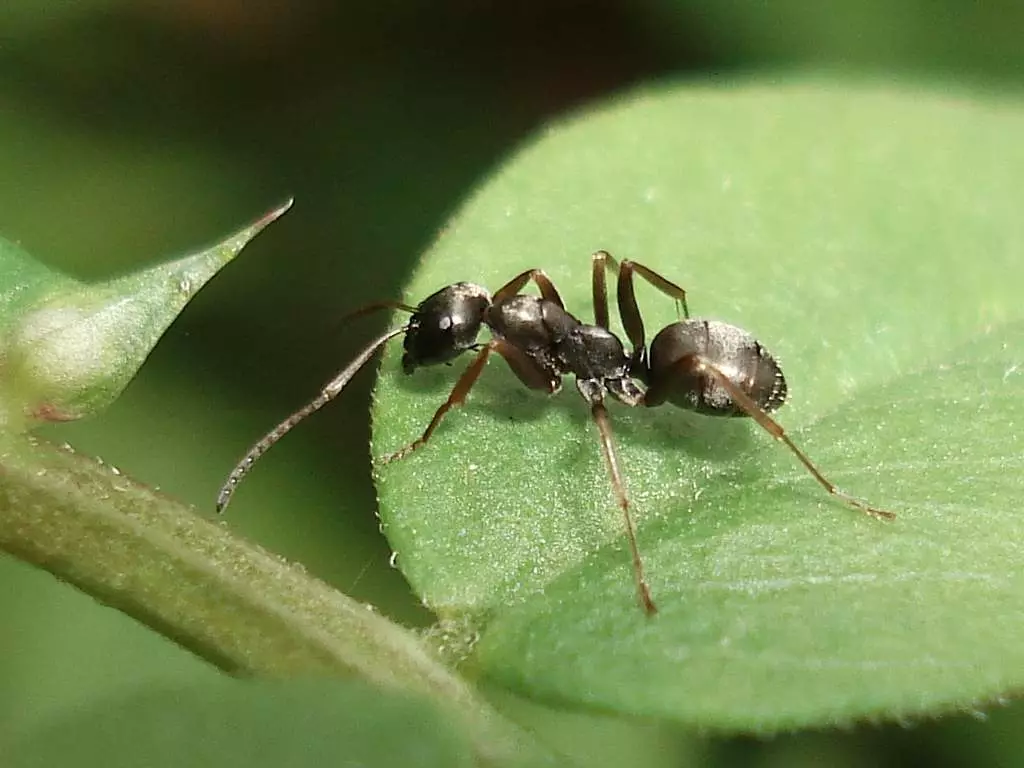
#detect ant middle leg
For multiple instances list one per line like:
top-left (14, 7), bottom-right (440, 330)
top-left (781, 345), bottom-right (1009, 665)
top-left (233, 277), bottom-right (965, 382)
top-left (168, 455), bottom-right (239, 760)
top-left (381, 339), bottom-right (558, 464)
top-left (591, 250), bottom-right (613, 330)
top-left (647, 354), bottom-right (896, 522)
top-left (590, 400), bottom-right (657, 615)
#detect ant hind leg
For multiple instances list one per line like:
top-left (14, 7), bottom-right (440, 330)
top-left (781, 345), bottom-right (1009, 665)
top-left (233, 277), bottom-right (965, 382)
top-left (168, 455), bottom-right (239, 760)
top-left (686, 354), bottom-right (896, 521)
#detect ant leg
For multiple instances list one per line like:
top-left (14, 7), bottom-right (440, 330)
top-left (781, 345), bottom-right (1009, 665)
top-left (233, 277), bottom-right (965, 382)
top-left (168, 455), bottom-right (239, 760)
top-left (662, 354), bottom-right (896, 521)
top-left (381, 343), bottom-right (494, 464)
top-left (493, 269), bottom-right (565, 308)
top-left (492, 339), bottom-right (561, 393)
top-left (381, 339), bottom-right (557, 464)
top-left (591, 251), bottom-right (612, 329)
top-left (617, 260), bottom-right (690, 353)
top-left (590, 401), bottom-right (657, 615)
top-left (621, 261), bottom-right (690, 319)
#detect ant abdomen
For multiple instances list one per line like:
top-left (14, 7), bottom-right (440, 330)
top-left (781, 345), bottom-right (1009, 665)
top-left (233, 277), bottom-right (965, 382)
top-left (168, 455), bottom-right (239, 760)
top-left (645, 319), bottom-right (788, 415)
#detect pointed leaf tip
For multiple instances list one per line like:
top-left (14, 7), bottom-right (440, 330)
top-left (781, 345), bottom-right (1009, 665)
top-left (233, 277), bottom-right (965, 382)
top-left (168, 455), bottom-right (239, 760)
top-left (201, 198), bottom-right (295, 269)
top-left (0, 204), bottom-right (293, 429)
top-left (259, 197), bottom-right (295, 228)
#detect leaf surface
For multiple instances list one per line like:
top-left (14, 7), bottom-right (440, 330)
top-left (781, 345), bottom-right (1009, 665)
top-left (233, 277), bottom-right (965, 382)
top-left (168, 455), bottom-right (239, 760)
top-left (373, 81), bottom-right (1024, 725)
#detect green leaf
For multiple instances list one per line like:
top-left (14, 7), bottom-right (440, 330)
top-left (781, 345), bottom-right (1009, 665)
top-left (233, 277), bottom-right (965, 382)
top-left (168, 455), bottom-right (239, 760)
top-left (6, 680), bottom-right (472, 768)
top-left (475, 325), bottom-right (1024, 727)
top-left (0, 200), bottom-right (292, 431)
top-left (372, 81), bottom-right (1024, 726)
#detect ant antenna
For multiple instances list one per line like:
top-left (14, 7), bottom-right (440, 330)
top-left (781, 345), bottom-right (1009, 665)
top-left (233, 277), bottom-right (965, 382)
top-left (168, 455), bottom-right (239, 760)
top-left (216, 323), bottom-right (408, 514)
top-left (329, 300), bottom-right (417, 333)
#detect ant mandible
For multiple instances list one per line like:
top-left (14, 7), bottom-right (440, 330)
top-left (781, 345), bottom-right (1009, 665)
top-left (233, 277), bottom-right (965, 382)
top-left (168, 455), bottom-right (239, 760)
top-left (216, 252), bottom-right (895, 616)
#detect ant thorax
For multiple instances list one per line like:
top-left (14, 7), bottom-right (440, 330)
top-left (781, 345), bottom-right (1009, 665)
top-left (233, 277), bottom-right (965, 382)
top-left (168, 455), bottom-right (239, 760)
top-left (488, 295), bottom-right (634, 388)
top-left (485, 295), bottom-right (559, 351)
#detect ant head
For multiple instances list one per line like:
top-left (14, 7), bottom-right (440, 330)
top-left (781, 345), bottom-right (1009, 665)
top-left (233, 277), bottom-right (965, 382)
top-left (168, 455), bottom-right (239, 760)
top-left (402, 282), bottom-right (491, 373)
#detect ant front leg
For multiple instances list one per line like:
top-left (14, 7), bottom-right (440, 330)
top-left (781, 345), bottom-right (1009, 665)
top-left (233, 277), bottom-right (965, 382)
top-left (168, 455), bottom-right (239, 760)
top-left (381, 339), bottom-right (558, 464)
top-left (493, 268), bottom-right (565, 308)
top-left (381, 344), bottom-right (494, 464)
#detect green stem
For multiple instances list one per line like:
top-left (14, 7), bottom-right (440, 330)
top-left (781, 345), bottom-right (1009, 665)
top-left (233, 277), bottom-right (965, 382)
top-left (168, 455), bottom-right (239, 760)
top-left (0, 434), bottom-right (550, 767)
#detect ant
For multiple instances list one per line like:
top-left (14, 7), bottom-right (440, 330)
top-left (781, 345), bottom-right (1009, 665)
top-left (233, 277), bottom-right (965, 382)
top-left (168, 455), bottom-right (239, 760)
top-left (217, 252), bottom-right (895, 616)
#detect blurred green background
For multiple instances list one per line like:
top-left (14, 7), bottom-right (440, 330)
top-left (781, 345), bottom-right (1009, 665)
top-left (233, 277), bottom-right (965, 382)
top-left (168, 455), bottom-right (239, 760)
top-left (3, 1), bottom-right (1024, 765)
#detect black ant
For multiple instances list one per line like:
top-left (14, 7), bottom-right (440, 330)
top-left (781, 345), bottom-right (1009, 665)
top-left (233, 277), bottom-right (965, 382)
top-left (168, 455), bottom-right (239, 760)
top-left (216, 252), bottom-right (895, 616)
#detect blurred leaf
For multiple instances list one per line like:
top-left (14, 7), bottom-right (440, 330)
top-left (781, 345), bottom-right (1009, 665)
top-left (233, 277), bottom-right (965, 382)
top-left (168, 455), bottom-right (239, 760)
top-left (372, 81), bottom-right (1024, 726)
top-left (5, 680), bottom-right (472, 768)
top-left (648, 0), bottom-right (1024, 80)
top-left (0, 201), bottom-right (292, 430)
top-left (0, 435), bottom-right (550, 767)
top-left (482, 684), bottom-right (698, 768)
top-left (0, 0), bottom-right (124, 34)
